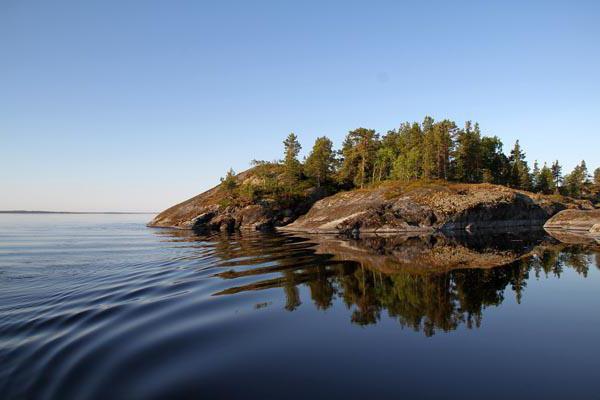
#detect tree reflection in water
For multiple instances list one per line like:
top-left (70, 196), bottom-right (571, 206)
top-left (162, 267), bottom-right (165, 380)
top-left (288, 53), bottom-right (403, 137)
top-left (159, 228), bottom-right (600, 337)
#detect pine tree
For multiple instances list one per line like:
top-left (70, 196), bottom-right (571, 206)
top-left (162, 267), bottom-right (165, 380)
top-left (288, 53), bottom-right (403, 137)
top-left (283, 133), bottom-right (302, 186)
top-left (305, 136), bottom-right (335, 187)
top-left (536, 163), bottom-right (555, 194)
top-left (480, 136), bottom-right (505, 184)
top-left (340, 128), bottom-right (379, 188)
top-left (531, 160), bottom-right (540, 191)
top-left (434, 120), bottom-right (456, 180)
top-left (518, 164), bottom-right (532, 191)
top-left (509, 140), bottom-right (530, 190)
top-left (551, 160), bottom-right (562, 192)
top-left (422, 116), bottom-right (437, 179)
top-left (563, 161), bottom-right (588, 197)
top-left (453, 121), bottom-right (482, 183)
top-left (594, 167), bottom-right (600, 185)
top-left (580, 160), bottom-right (589, 183)
top-left (391, 123), bottom-right (423, 181)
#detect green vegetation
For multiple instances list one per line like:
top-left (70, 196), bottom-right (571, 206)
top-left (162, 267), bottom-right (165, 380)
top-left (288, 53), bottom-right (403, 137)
top-left (220, 116), bottom-right (599, 203)
top-left (304, 136), bottom-right (336, 188)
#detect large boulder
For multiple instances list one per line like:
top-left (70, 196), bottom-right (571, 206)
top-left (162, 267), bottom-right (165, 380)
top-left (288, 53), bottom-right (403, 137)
top-left (280, 182), bottom-right (570, 235)
top-left (544, 209), bottom-right (600, 236)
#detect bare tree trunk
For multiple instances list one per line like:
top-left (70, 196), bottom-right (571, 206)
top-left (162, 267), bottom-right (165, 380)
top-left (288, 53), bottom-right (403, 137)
top-left (360, 154), bottom-right (366, 189)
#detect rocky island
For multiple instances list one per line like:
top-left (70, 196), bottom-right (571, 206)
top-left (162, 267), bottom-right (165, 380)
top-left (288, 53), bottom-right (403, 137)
top-left (148, 168), bottom-right (593, 235)
top-left (149, 117), bottom-right (600, 234)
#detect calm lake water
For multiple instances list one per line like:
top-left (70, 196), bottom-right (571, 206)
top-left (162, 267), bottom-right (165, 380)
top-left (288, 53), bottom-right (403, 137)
top-left (1, 214), bottom-right (600, 399)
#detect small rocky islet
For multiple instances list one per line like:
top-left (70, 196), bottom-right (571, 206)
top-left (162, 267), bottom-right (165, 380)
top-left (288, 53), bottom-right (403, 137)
top-left (149, 119), bottom-right (600, 237)
top-left (148, 166), bottom-right (600, 237)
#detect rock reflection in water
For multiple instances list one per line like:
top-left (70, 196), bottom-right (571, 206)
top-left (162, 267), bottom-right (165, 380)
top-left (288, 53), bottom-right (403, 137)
top-left (162, 228), bottom-right (600, 336)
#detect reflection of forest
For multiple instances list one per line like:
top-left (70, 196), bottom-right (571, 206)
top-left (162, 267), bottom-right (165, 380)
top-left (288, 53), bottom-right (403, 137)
top-left (157, 229), bottom-right (600, 336)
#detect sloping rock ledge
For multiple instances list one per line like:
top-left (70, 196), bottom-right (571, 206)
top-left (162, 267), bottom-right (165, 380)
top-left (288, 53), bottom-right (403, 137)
top-left (544, 209), bottom-right (600, 237)
top-left (149, 172), bottom-right (587, 234)
top-left (280, 183), bottom-right (577, 235)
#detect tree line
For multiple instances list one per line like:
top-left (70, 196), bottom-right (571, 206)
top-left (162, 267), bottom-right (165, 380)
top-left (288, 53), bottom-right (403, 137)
top-left (223, 117), bottom-right (600, 199)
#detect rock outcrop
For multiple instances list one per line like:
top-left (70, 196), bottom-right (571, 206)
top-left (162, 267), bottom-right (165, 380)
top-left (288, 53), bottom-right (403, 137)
top-left (544, 209), bottom-right (600, 236)
top-left (148, 168), bottom-right (328, 231)
top-left (280, 182), bottom-right (572, 235)
top-left (150, 172), bottom-right (584, 234)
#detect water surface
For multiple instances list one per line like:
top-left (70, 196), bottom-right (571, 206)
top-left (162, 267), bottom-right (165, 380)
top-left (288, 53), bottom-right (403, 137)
top-left (1, 214), bottom-right (600, 399)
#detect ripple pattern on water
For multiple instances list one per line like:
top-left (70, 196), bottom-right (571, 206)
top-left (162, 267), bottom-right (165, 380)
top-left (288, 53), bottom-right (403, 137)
top-left (1, 214), bottom-right (600, 399)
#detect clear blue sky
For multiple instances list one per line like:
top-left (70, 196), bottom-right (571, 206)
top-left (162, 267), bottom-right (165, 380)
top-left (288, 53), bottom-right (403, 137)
top-left (2, 0), bottom-right (599, 212)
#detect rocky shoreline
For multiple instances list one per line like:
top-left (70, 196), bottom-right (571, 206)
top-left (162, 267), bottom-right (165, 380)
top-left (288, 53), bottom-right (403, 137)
top-left (148, 172), bottom-right (596, 235)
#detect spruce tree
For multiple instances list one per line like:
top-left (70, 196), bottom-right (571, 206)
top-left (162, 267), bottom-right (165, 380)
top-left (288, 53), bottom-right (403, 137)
top-left (509, 140), bottom-right (530, 190)
top-left (283, 133), bottom-right (302, 186)
top-left (580, 160), bottom-right (589, 183)
top-left (551, 160), bottom-right (562, 192)
top-left (537, 163), bottom-right (555, 194)
top-left (563, 162), bottom-right (588, 197)
top-left (453, 121), bottom-right (482, 183)
top-left (531, 160), bottom-right (540, 191)
top-left (480, 136), bottom-right (505, 184)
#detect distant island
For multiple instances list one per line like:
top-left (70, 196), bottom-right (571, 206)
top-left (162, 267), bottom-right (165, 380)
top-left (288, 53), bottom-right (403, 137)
top-left (149, 116), bottom-right (600, 235)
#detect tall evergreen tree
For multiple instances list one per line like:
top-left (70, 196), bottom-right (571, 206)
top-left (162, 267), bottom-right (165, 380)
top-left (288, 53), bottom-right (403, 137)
top-left (434, 120), bottom-right (456, 180)
top-left (563, 161), bottom-right (588, 197)
top-left (480, 136), bottom-right (506, 184)
top-left (536, 163), bottom-right (555, 194)
top-left (594, 167), bottom-right (600, 185)
top-left (304, 136), bottom-right (335, 187)
top-left (283, 133), bottom-right (302, 186)
top-left (531, 161), bottom-right (540, 191)
top-left (509, 140), bottom-right (530, 190)
top-left (580, 160), bottom-right (589, 183)
top-left (422, 116), bottom-right (437, 179)
top-left (452, 121), bottom-right (482, 183)
top-left (340, 128), bottom-right (379, 188)
top-left (551, 160), bottom-right (562, 192)
top-left (391, 123), bottom-right (423, 181)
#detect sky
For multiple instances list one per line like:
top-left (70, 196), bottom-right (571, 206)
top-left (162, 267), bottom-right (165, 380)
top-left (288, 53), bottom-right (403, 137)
top-left (1, 0), bottom-right (599, 212)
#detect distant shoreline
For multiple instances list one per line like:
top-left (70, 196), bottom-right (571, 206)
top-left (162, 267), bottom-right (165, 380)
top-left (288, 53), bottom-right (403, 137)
top-left (0, 211), bottom-right (156, 215)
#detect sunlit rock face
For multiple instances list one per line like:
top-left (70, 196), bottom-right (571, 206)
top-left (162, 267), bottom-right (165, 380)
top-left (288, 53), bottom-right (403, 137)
top-left (151, 175), bottom-right (584, 234)
top-left (281, 183), bottom-right (570, 235)
top-left (545, 209), bottom-right (600, 237)
top-left (148, 167), bottom-right (329, 231)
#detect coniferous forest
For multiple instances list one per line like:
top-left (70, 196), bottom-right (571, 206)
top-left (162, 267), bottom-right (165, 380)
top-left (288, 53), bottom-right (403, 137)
top-left (222, 117), bottom-right (600, 205)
